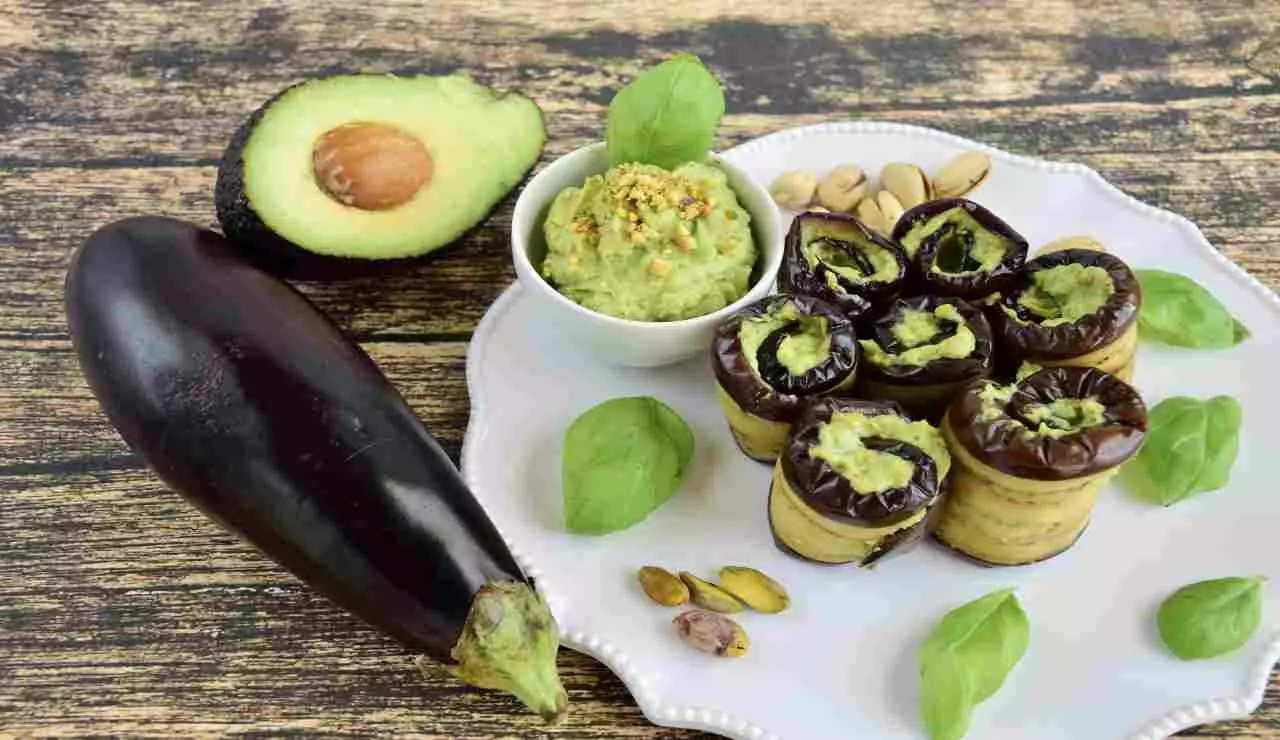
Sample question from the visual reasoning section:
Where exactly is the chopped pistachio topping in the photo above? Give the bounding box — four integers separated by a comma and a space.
810, 410, 951, 493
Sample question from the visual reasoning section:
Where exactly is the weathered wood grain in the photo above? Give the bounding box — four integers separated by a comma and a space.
2, 0, 1278, 737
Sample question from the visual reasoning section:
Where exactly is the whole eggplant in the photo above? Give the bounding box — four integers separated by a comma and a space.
64, 216, 567, 721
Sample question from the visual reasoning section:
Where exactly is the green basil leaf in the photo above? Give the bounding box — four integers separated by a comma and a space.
562, 396, 694, 534
1121, 395, 1243, 506
919, 589, 1029, 740
920, 651, 973, 740
1157, 576, 1267, 660
1232, 317, 1251, 345
1135, 269, 1247, 349
605, 53, 725, 169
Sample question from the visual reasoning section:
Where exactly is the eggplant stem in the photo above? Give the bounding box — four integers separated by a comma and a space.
444, 581, 569, 723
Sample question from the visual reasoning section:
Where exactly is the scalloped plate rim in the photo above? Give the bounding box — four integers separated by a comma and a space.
462, 119, 1280, 740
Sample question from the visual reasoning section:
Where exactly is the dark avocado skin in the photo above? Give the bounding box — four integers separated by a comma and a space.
213, 80, 544, 281
64, 216, 526, 660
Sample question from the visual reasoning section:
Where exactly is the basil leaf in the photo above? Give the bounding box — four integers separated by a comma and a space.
562, 396, 694, 534
920, 651, 973, 740
1232, 317, 1251, 345
1157, 576, 1267, 660
1135, 269, 1248, 349
605, 53, 725, 169
1121, 395, 1243, 506
919, 589, 1029, 740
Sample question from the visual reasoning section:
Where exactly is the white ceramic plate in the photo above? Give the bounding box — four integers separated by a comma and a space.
461, 122, 1280, 740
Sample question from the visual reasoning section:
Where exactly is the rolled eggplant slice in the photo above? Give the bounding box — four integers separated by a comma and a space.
778, 211, 908, 317
988, 248, 1141, 380
856, 295, 994, 422
892, 198, 1028, 299
769, 398, 951, 566
934, 366, 1147, 566
713, 294, 859, 462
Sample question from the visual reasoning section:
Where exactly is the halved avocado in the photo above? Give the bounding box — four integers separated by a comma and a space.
215, 74, 545, 277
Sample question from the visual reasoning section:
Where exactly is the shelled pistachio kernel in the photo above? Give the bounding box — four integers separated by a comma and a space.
673, 610, 749, 657
876, 190, 906, 233
855, 196, 888, 235
816, 164, 868, 212
718, 566, 790, 613
680, 571, 744, 613
637, 566, 689, 606
880, 162, 932, 208
933, 151, 992, 198
1034, 235, 1108, 257
769, 170, 818, 210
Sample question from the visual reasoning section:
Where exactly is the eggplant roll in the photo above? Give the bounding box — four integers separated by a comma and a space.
892, 198, 1028, 299
988, 247, 1141, 381
769, 398, 951, 566
712, 294, 859, 462
778, 210, 908, 318
856, 295, 994, 423
934, 366, 1147, 566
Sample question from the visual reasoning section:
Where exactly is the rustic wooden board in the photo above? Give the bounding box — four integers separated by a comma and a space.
1, 1, 1277, 737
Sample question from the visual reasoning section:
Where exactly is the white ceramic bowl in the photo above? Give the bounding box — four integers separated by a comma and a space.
510, 142, 784, 367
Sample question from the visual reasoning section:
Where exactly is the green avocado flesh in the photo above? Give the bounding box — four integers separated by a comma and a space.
1013, 263, 1115, 325
860, 303, 977, 367
230, 75, 545, 259
810, 411, 951, 493
540, 162, 756, 321
899, 207, 1008, 271
739, 302, 831, 376
977, 381, 1108, 438
801, 231, 898, 290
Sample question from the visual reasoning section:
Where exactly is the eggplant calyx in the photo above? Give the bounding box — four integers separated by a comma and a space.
448, 581, 568, 723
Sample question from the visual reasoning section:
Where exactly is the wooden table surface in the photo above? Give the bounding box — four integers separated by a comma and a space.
2, 1, 1278, 737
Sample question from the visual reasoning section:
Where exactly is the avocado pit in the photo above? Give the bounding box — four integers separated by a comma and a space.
312, 122, 433, 210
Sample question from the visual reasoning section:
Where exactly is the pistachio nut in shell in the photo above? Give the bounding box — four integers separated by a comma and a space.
880, 162, 932, 209
1034, 235, 1108, 257
875, 190, 906, 233
680, 571, 744, 613
637, 566, 689, 606
718, 566, 790, 613
673, 610, 749, 657
932, 151, 992, 199
855, 196, 888, 235
769, 170, 818, 210
816, 164, 868, 213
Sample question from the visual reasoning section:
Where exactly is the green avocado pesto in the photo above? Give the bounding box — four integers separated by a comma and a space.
738, 302, 831, 377
802, 232, 899, 292
541, 161, 756, 321
1022, 397, 1109, 436
860, 303, 977, 368
810, 410, 951, 493
899, 207, 1008, 272
976, 381, 1109, 438
1012, 263, 1115, 326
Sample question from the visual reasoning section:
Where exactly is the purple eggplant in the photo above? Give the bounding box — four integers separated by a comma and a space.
778, 211, 906, 318
64, 216, 567, 721
892, 198, 1028, 299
